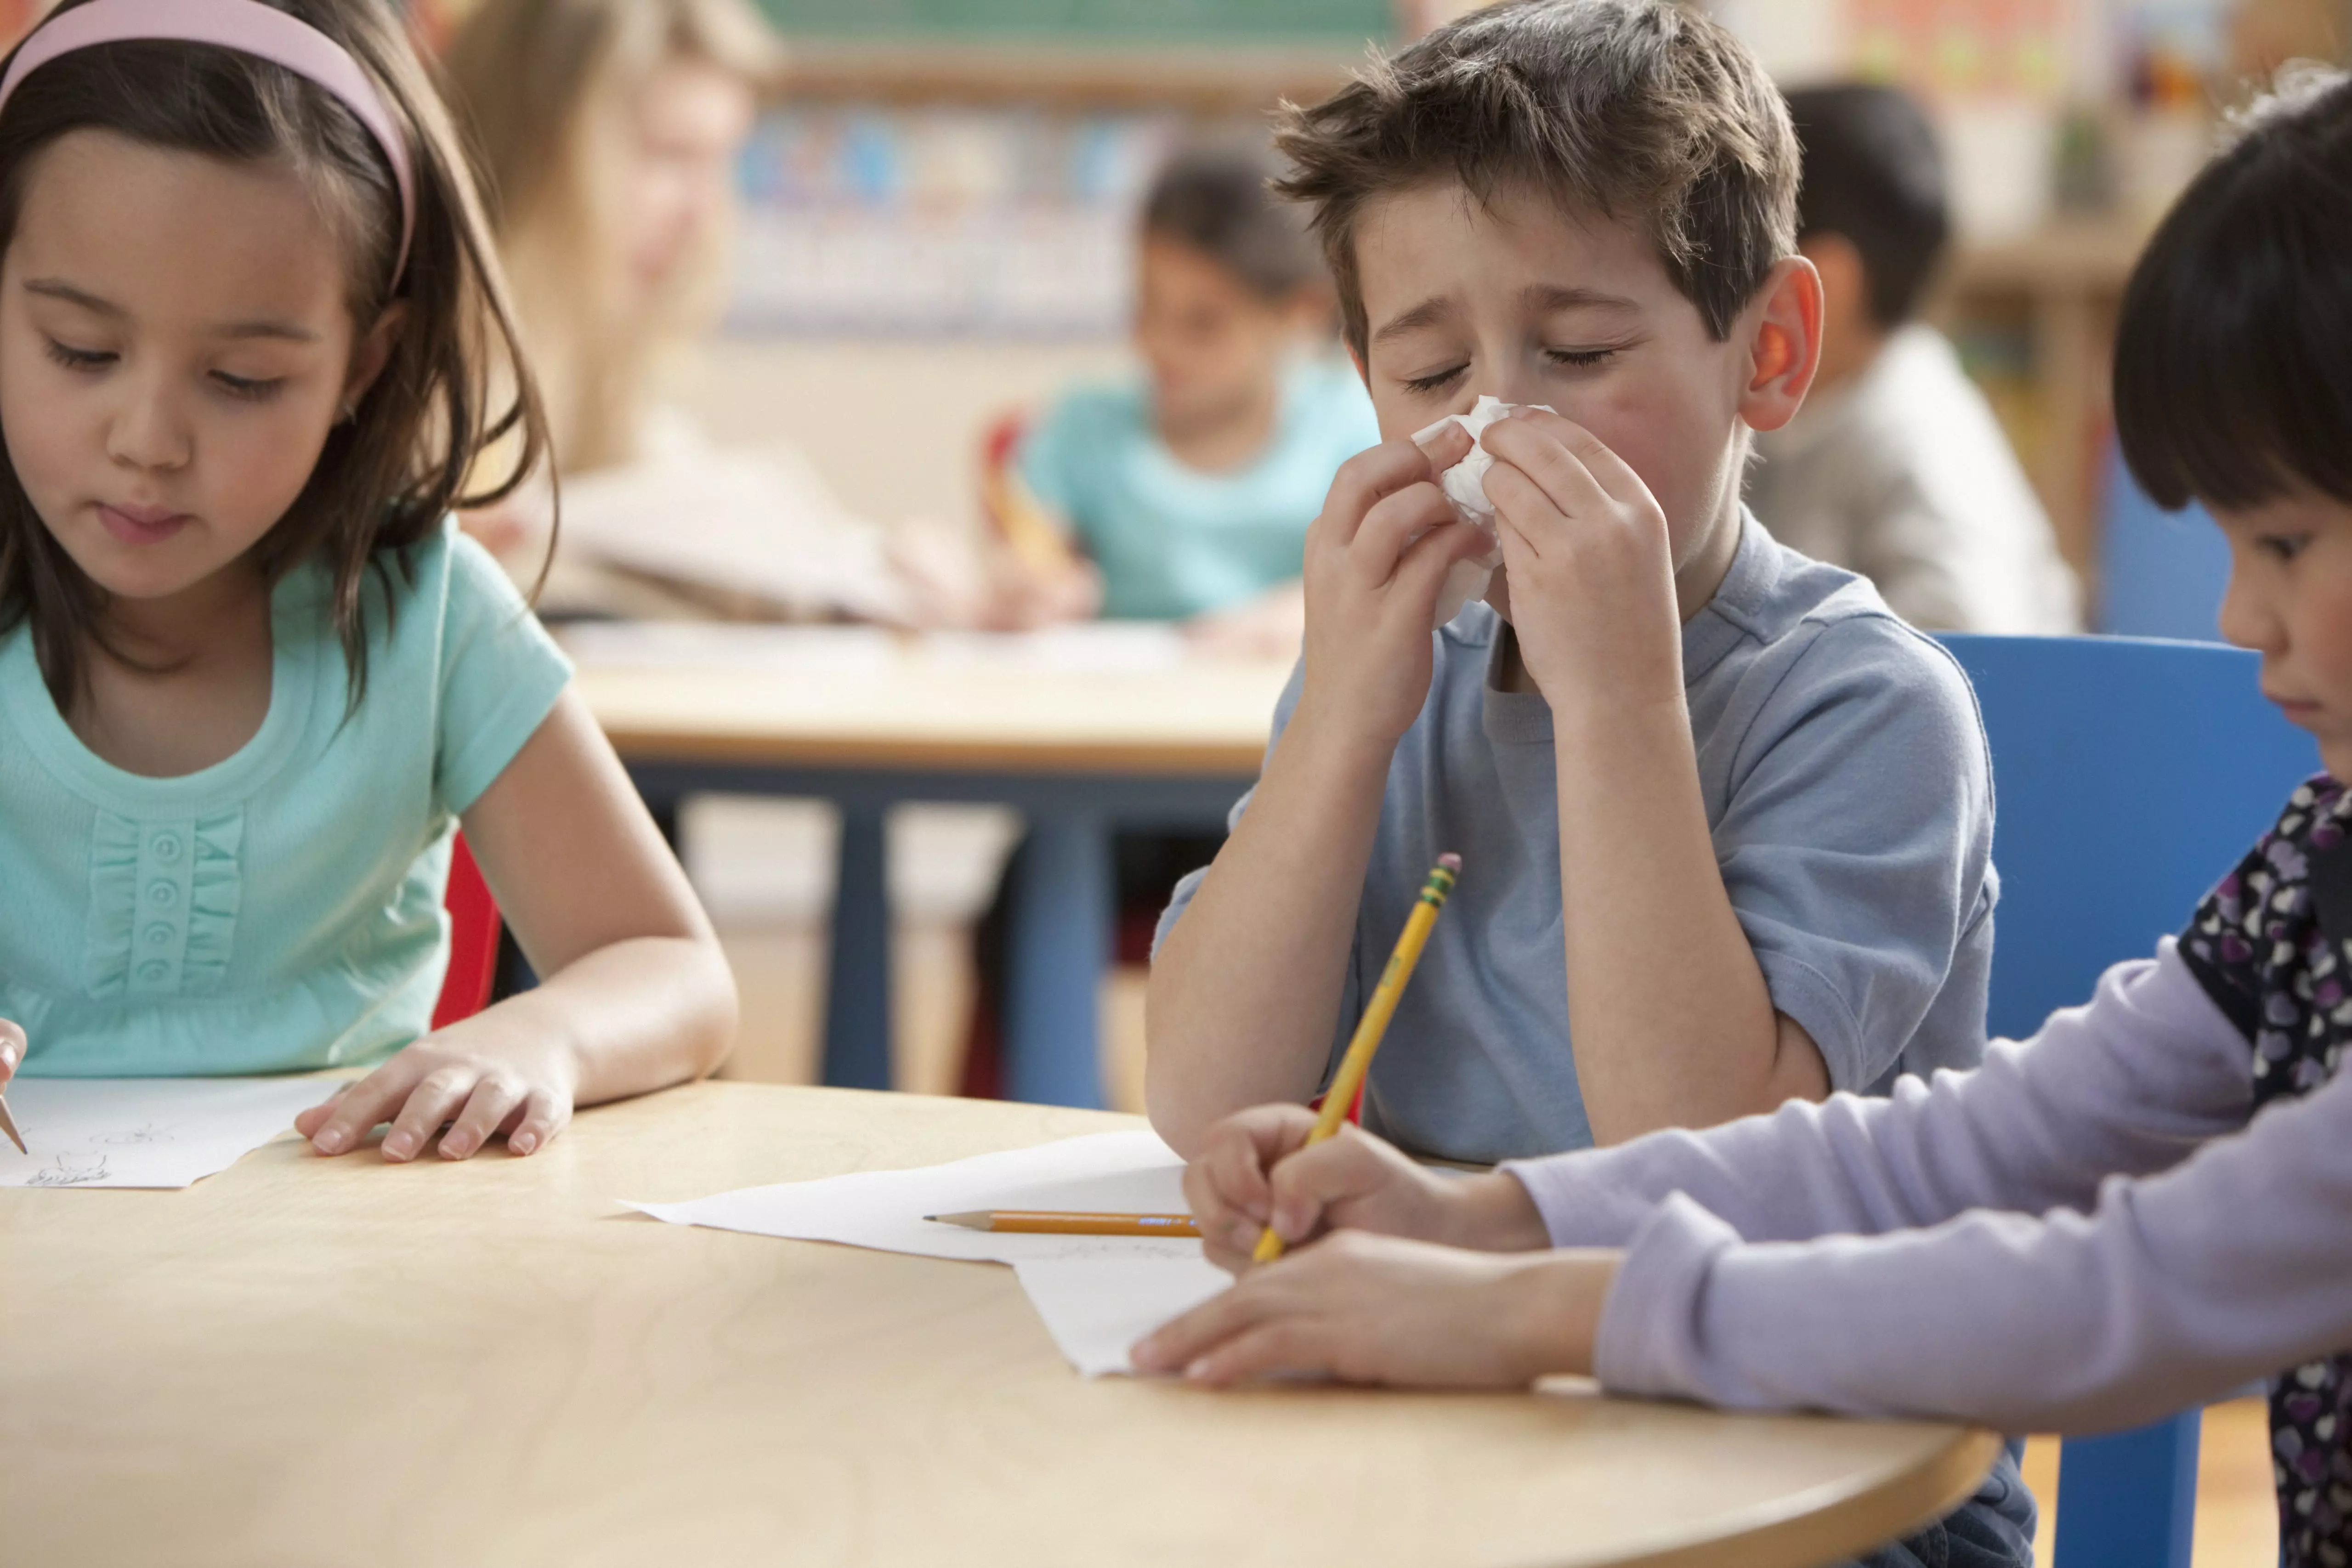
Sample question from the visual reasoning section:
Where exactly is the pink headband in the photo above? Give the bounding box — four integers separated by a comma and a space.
0, 0, 416, 286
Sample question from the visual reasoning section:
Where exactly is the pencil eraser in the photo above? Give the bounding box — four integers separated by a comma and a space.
1437, 853, 1462, 873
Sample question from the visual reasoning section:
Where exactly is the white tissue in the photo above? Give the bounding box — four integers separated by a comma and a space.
1411, 396, 1556, 628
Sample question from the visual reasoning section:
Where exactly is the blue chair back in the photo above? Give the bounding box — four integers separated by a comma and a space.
1938, 635, 2315, 1041
1936, 634, 2314, 1568
2096, 443, 2230, 643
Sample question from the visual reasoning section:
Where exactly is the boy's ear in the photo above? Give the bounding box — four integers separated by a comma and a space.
1346, 340, 1367, 387
1738, 255, 1824, 434
340, 301, 411, 415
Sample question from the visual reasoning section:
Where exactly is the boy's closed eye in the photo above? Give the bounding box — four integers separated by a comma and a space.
1401, 361, 1470, 395
1542, 342, 1630, 371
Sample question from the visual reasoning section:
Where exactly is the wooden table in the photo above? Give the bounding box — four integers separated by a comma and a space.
573, 628, 1294, 1107
0, 1082, 1999, 1568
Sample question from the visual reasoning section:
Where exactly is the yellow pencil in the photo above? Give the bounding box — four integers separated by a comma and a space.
0, 1091, 22, 1155
1253, 852, 1461, 1265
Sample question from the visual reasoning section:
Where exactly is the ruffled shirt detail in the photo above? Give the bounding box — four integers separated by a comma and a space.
83, 811, 244, 999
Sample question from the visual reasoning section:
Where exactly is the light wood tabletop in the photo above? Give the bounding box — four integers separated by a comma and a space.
0, 1082, 1999, 1568
567, 627, 1294, 775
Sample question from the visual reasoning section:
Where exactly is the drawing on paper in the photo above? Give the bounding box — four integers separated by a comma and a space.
27, 1152, 110, 1187
93, 1122, 176, 1146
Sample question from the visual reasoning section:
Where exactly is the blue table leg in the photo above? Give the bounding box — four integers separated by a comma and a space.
1003, 812, 1111, 1109
822, 804, 892, 1091
2052, 1410, 2202, 1568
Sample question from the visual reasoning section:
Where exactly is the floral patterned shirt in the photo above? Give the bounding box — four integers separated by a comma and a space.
2181, 776, 2352, 1568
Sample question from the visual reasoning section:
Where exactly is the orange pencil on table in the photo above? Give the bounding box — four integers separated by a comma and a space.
1253, 852, 1462, 1265
926, 1211, 1199, 1237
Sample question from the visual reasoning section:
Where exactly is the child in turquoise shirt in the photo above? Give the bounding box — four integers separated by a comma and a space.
0, 0, 734, 1162
994, 143, 1380, 655
961, 145, 1381, 1096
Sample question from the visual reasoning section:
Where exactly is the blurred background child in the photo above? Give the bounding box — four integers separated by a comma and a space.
984, 142, 1379, 658
959, 142, 1378, 1095
445, 0, 952, 623
1747, 84, 2080, 634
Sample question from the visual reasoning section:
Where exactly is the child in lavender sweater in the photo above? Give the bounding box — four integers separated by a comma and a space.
1137, 66, 2352, 1568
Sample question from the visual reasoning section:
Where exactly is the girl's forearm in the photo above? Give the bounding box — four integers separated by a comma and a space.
492, 933, 737, 1104
1145, 711, 1393, 1155
1551, 696, 1818, 1144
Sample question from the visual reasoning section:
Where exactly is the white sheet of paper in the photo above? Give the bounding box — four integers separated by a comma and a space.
1013, 1256, 1233, 1378
625, 1129, 1198, 1263
625, 1130, 1237, 1375
0, 1076, 325, 1189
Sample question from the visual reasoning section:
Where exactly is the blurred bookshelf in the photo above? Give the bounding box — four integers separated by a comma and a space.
1937, 218, 2155, 585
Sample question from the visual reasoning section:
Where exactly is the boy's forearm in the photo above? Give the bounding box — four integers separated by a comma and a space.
1145, 711, 1393, 1154
1551, 697, 1821, 1144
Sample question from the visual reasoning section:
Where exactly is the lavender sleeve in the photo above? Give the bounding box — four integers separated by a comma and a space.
1508, 943, 2352, 1432
1505, 940, 2250, 1246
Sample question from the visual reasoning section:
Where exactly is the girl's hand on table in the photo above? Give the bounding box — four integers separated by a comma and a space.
0, 1016, 22, 1091
295, 1020, 580, 1161
1133, 1231, 1621, 1388
1185, 1103, 1553, 1274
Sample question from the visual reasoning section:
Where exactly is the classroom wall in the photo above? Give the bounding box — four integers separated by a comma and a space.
668, 336, 1128, 532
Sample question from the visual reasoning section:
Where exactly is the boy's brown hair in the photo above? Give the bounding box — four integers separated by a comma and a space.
1273, 0, 1799, 358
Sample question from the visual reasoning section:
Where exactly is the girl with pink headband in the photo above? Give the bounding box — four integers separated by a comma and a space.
0, 0, 738, 1160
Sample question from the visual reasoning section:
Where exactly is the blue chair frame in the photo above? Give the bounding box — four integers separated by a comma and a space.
1937, 635, 2313, 1568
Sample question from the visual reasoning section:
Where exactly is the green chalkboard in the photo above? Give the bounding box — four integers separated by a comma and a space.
755, 0, 1393, 42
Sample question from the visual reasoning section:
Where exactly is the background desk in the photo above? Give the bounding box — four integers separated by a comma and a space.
0, 1082, 1998, 1567
575, 630, 1293, 1107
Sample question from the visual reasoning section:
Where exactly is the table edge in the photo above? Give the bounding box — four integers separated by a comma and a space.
1569, 1424, 2005, 1568
601, 729, 1271, 776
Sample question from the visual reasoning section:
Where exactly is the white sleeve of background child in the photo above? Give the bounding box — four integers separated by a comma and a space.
1504, 940, 2253, 1246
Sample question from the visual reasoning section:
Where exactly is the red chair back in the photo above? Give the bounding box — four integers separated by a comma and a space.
433, 833, 501, 1029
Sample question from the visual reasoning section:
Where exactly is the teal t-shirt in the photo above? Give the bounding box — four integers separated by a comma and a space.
0, 520, 572, 1077
1017, 354, 1380, 621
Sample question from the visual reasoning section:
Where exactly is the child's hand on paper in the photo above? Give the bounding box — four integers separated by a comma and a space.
1295, 428, 1496, 750
1476, 409, 1683, 712
0, 1016, 22, 1091
295, 1019, 580, 1162
1133, 1230, 1620, 1389
1184, 1104, 1552, 1274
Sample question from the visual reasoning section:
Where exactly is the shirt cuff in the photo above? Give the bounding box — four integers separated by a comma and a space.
1591, 1191, 1745, 1403
1500, 1155, 1675, 1249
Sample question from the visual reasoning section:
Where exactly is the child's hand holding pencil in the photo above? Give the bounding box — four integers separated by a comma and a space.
1181, 1105, 1551, 1273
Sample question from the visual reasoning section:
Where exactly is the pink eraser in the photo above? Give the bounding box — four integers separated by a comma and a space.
1437, 853, 1462, 873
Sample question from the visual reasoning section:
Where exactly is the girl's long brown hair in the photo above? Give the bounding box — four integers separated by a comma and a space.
0, 0, 552, 708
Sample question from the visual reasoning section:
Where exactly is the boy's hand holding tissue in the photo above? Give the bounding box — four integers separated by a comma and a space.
1471, 403, 1683, 709
1291, 419, 1496, 751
